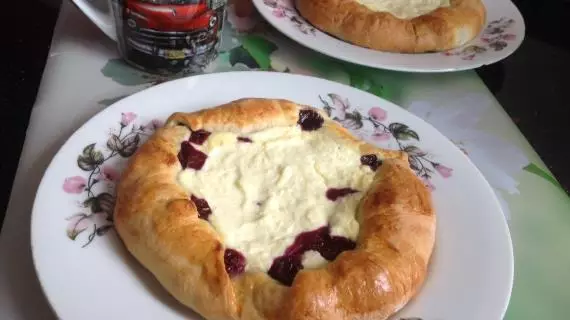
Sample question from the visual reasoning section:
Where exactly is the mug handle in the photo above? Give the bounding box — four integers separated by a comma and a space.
71, 0, 117, 41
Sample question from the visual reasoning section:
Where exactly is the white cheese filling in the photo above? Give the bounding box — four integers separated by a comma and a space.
178, 126, 376, 272
302, 250, 329, 269
355, 0, 450, 19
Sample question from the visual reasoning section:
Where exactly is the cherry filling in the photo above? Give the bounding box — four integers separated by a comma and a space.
224, 248, 246, 277
189, 129, 211, 145
190, 195, 212, 220
360, 154, 382, 171
268, 226, 356, 286
326, 188, 358, 201
267, 256, 302, 287
178, 141, 208, 170
298, 109, 324, 131
237, 137, 253, 143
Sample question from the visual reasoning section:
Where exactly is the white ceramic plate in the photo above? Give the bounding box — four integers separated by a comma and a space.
31, 72, 513, 320
253, 0, 525, 72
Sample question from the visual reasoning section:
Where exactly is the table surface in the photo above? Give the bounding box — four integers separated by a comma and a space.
1, 1, 570, 319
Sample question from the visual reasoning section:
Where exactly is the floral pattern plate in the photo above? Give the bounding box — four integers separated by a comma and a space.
31, 72, 512, 320
253, 0, 525, 72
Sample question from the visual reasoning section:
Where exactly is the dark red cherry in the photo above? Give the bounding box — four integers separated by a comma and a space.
237, 137, 253, 143
190, 195, 212, 220
319, 235, 356, 260
268, 255, 303, 286
178, 141, 207, 170
267, 226, 355, 286
360, 154, 382, 171
283, 227, 328, 256
298, 109, 324, 131
224, 248, 246, 277
326, 188, 359, 201
189, 129, 211, 145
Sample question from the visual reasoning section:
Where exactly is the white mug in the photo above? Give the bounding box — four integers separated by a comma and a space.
72, 0, 118, 41
71, 0, 227, 74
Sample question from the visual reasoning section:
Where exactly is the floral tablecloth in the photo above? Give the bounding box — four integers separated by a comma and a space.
0, 1, 568, 319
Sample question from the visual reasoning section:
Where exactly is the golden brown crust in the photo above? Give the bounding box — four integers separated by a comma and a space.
296, 0, 486, 53
114, 98, 435, 320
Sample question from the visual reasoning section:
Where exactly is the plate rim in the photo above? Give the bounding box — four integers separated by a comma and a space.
30, 71, 514, 319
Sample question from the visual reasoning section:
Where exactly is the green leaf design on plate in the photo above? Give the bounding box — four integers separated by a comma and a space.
66, 213, 89, 240
524, 163, 564, 191
344, 110, 364, 129
84, 193, 115, 216
119, 134, 141, 157
241, 35, 277, 70
83, 197, 98, 214
403, 145, 427, 157
107, 134, 123, 152
96, 193, 116, 217
68, 228, 86, 240
77, 144, 105, 171
388, 123, 420, 141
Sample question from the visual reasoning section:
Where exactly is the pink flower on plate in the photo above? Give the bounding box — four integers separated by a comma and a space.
121, 112, 137, 126
368, 107, 387, 121
272, 8, 286, 17
100, 165, 120, 182
63, 176, 87, 194
66, 213, 91, 240
372, 131, 391, 142
434, 163, 453, 178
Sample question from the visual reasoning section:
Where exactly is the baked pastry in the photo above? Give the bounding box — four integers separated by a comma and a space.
114, 98, 436, 320
296, 0, 486, 53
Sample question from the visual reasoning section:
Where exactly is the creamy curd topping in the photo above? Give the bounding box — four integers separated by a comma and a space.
178, 126, 376, 272
302, 250, 329, 269
355, 0, 450, 19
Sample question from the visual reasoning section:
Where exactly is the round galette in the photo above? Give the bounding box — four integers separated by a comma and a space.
296, 0, 486, 53
114, 98, 436, 320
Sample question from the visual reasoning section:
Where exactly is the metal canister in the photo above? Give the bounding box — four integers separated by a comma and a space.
110, 0, 226, 75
